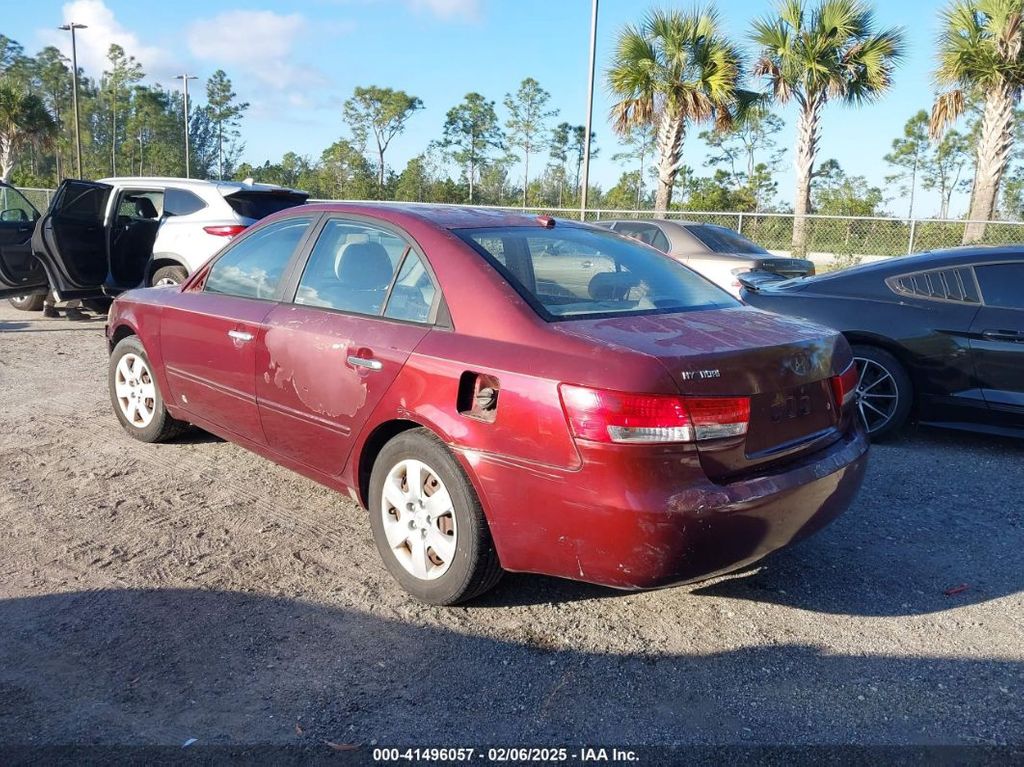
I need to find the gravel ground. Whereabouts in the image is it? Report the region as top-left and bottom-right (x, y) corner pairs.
(0, 300), (1022, 749)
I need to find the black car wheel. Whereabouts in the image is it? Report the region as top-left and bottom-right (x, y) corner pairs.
(151, 265), (188, 287)
(851, 345), (913, 440)
(8, 295), (44, 312)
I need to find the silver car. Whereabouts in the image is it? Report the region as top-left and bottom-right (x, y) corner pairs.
(594, 219), (814, 296)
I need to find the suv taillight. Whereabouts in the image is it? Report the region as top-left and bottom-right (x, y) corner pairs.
(831, 362), (858, 408)
(558, 384), (750, 444)
(204, 224), (247, 237)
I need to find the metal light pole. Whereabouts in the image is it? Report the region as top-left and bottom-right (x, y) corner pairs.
(579, 0), (599, 221)
(58, 22), (87, 178)
(175, 74), (198, 178)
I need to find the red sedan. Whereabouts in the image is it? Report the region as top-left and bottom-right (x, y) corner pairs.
(104, 204), (868, 604)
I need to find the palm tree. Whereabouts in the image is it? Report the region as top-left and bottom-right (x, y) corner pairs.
(751, 0), (904, 255)
(931, 0), (1024, 243)
(608, 8), (745, 214)
(0, 81), (57, 182)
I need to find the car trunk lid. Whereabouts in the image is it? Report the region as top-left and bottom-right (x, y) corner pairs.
(556, 307), (848, 481)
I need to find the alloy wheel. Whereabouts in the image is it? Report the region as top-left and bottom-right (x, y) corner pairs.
(154, 277), (180, 287)
(380, 458), (458, 581)
(114, 353), (157, 428)
(853, 356), (899, 435)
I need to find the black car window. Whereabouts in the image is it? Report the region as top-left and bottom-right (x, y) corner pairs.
(164, 188), (207, 217)
(975, 263), (1024, 310)
(887, 267), (980, 303)
(205, 216), (313, 300)
(614, 222), (670, 252)
(294, 218), (412, 317)
(684, 224), (768, 255)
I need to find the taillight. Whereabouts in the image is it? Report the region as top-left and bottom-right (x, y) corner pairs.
(203, 224), (247, 237)
(831, 362), (858, 408)
(558, 384), (750, 444)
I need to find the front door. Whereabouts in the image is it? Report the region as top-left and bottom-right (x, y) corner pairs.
(0, 183), (47, 299)
(255, 217), (439, 476)
(970, 261), (1024, 428)
(31, 179), (112, 299)
(159, 215), (318, 444)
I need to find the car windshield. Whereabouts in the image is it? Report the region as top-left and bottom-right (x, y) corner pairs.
(685, 224), (769, 255)
(457, 225), (738, 321)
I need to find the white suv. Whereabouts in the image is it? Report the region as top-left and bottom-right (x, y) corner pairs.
(95, 177), (309, 286)
(3, 176), (308, 310)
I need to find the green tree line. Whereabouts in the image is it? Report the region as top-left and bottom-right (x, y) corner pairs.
(5, 0), (1024, 254)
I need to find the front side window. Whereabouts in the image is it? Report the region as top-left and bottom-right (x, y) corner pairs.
(976, 262), (1024, 310)
(685, 225), (768, 255)
(0, 185), (40, 222)
(458, 225), (737, 320)
(205, 216), (313, 299)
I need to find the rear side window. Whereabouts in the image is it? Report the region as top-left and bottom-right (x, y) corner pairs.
(975, 262), (1024, 309)
(614, 222), (670, 252)
(887, 267), (980, 303)
(205, 216), (313, 300)
(164, 188), (207, 217)
(224, 191), (308, 221)
(685, 225), (768, 255)
(458, 226), (736, 320)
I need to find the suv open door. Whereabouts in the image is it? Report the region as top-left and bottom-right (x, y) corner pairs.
(0, 182), (49, 300)
(31, 179), (113, 300)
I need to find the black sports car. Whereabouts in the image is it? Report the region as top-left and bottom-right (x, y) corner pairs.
(741, 247), (1024, 439)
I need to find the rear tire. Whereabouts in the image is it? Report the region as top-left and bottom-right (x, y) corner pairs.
(8, 295), (44, 312)
(151, 265), (188, 287)
(109, 335), (189, 443)
(368, 428), (503, 605)
(851, 344), (913, 441)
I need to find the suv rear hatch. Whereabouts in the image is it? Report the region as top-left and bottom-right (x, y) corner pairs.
(557, 307), (850, 482)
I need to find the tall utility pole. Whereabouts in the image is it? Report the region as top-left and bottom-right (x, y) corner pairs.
(58, 22), (87, 178)
(175, 74), (198, 178)
(579, 0), (598, 221)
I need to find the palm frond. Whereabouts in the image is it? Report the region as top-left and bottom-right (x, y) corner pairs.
(930, 88), (967, 138)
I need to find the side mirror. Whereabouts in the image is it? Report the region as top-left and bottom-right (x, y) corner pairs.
(0, 208), (29, 223)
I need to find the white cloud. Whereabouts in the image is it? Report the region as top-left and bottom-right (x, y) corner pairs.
(407, 0), (480, 21)
(186, 10), (324, 92)
(45, 0), (172, 79)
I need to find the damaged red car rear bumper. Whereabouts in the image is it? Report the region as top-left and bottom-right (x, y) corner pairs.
(459, 426), (869, 589)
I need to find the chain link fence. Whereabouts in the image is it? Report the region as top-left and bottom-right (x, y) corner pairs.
(25, 186), (1024, 267)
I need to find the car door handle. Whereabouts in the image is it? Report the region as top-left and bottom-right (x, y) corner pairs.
(581, 260), (593, 268)
(227, 330), (253, 342)
(982, 329), (1024, 342)
(347, 355), (383, 371)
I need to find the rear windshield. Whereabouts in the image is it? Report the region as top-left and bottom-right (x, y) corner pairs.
(224, 191), (308, 221)
(685, 224), (768, 255)
(457, 225), (737, 321)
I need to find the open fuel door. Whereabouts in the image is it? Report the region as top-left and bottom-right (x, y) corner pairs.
(0, 182), (48, 300)
(31, 179), (112, 300)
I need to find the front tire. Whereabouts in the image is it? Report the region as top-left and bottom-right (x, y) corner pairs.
(851, 344), (913, 441)
(368, 428), (503, 605)
(109, 335), (188, 443)
(9, 294), (44, 312)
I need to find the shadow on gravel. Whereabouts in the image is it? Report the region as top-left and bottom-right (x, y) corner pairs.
(693, 430), (1024, 617)
(0, 588), (1021, 746)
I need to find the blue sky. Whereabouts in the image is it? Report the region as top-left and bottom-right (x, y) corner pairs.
(8, 0), (963, 215)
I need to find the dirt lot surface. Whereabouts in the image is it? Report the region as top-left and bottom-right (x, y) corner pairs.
(0, 301), (1022, 749)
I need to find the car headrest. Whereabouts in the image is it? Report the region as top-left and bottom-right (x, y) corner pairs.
(134, 197), (159, 219)
(334, 241), (394, 290)
(588, 271), (640, 301)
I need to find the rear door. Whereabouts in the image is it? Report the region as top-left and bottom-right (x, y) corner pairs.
(31, 179), (112, 298)
(0, 183), (47, 299)
(254, 216), (436, 476)
(970, 261), (1024, 426)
